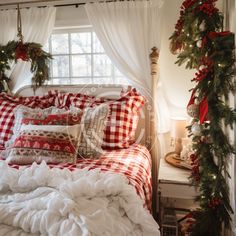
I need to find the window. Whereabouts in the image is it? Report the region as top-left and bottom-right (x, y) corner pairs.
(45, 28), (130, 85)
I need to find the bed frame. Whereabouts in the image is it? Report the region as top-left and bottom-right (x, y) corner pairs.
(15, 47), (160, 218)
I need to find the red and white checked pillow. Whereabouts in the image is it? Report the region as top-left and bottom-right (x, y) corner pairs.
(54, 87), (145, 149)
(6, 124), (81, 165)
(0, 91), (58, 147)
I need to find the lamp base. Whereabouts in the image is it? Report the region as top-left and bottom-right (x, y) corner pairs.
(174, 138), (183, 157)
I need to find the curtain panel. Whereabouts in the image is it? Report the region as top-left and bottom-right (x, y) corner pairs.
(85, 0), (170, 134)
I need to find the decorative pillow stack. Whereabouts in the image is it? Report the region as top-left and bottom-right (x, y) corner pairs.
(3, 103), (109, 163)
(0, 87), (144, 164)
(55, 87), (146, 149)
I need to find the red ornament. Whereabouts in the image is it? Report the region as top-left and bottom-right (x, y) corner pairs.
(15, 42), (29, 61)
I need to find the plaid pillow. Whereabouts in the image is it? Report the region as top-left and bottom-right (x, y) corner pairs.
(0, 91), (58, 147)
(6, 124), (81, 165)
(55, 87), (145, 149)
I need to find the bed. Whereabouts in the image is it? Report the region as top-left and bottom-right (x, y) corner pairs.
(0, 78), (161, 235)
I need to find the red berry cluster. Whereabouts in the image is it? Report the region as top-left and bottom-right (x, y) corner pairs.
(181, 0), (197, 10)
(208, 197), (221, 209)
(190, 153), (200, 182)
(193, 67), (210, 81)
(174, 17), (184, 36)
(200, 56), (214, 68)
(199, 3), (218, 16)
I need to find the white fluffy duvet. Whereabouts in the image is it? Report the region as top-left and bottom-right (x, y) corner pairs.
(0, 161), (160, 236)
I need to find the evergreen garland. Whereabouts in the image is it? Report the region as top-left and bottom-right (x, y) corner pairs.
(0, 40), (52, 92)
(169, 0), (236, 235)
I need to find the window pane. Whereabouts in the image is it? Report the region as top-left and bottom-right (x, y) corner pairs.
(71, 32), (91, 53)
(51, 34), (69, 54)
(93, 55), (112, 76)
(71, 78), (93, 84)
(93, 33), (104, 53)
(50, 78), (71, 84)
(94, 77), (113, 84)
(115, 77), (131, 85)
(52, 55), (69, 77)
(72, 55), (91, 77)
(43, 41), (49, 52)
(114, 67), (125, 76)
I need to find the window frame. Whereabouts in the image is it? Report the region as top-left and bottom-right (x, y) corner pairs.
(46, 27), (128, 85)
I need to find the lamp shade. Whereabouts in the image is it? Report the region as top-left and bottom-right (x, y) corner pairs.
(170, 117), (187, 138)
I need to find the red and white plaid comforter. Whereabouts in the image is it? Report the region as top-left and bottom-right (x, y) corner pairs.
(1, 144), (152, 211)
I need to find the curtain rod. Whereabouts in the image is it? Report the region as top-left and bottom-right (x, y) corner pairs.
(0, 0), (128, 8)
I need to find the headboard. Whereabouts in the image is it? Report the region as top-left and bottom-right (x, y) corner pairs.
(15, 84), (151, 148)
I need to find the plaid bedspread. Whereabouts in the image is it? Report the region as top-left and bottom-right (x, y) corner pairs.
(0, 144), (152, 211)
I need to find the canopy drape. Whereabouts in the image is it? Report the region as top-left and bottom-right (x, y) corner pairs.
(85, 0), (170, 133)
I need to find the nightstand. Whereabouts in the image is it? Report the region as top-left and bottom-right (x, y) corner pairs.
(158, 157), (199, 235)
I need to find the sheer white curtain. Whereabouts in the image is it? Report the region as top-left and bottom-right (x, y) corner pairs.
(0, 10), (17, 45)
(85, 0), (170, 133)
(0, 7), (56, 93)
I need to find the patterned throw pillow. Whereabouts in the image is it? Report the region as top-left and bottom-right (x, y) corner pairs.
(6, 124), (81, 165)
(19, 104), (109, 159)
(12, 105), (67, 142)
(77, 104), (109, 158)
(54, 87), (145, 149)
(0, 91), (58, 146)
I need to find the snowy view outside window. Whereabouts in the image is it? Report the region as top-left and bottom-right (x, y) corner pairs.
(45, 29), (129, 85)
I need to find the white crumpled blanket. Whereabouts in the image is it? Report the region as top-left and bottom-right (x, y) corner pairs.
(0, 161), (160, 236)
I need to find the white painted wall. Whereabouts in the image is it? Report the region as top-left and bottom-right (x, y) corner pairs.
(227, 0), (236, 235)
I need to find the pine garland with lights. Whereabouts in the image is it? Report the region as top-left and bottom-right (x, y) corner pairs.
(170, 0), (236, 235)
(0, 40), (52, 92)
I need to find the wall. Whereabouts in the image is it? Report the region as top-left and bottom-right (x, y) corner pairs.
(227, 0), (236, 235)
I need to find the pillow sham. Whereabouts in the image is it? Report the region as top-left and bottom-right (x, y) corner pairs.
(55, 87), (145, 149)
(6, 124), (81, 165)
(0, 91), (58, 146)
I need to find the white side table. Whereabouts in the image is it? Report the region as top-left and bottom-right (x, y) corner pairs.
(158, 156), (199, 235)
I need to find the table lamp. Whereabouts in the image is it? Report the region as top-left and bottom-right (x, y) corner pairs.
(170, 117), (187, 157)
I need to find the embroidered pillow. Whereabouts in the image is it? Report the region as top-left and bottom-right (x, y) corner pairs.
(0, 91), (58, 146)
(55, 87), (145, 149)
(19, 104), (109, 159)
(12, 105), (67, 141)
(6, 124), (81, 165)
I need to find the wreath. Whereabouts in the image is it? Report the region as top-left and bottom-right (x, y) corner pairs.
(0, 4), (52, 93)
(0, 40), (52, 92)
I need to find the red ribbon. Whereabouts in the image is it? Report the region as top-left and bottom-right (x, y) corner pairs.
(187, 89), (196, 108)
(199, 96), (208, 124)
